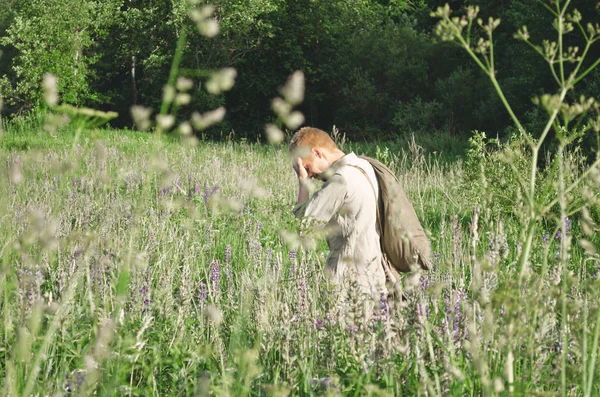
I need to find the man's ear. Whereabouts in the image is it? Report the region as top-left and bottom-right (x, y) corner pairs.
(313, 147), (322, 159)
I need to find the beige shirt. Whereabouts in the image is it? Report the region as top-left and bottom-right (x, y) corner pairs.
(293, 153), (387, 298)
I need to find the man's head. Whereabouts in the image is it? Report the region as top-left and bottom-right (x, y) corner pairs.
(289, 127), (345, 180)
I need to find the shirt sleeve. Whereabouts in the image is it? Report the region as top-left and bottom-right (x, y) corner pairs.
(293, 173), (348, 222)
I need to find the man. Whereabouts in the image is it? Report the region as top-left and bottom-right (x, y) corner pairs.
(289, 127), (387, 304)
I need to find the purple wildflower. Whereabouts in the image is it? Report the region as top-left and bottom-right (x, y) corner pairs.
(555, 217), (571, 239)
(203, 181), (211, 207)
(443, 290), (465, 343)
(251, 240), (262, 265)
(420, 274), (429, 290)
(296, 278), (308, 316)
(543, 234), (550, 245)
(314, 318), (324, 329)
(140, 284), (151, 314)
(197, 282), (208, 305)
(211, 260), (221, 299)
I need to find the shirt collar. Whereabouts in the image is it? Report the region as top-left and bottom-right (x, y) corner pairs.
(317, 152), (357, 181)
(330, 152), (358, 171)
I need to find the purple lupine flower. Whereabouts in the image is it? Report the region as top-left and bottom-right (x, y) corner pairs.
(211, 260), (221, 299)
(76, 372), (86, 387)
(542, 234), (550, 245)
(555, 217), (571, 239)
(380, 293), (389, 319)
(194, 182), (201, 196)
(344, 324), (358, 333)
(140, 284), (151, 314)
(203, 181), (211, 207)
(314, 318), (324, 329)
(434, 251), (440, 259)
(186, 174), (193, 199)
(451, 291), (465, 342)
(296, 278), (308, 316)
(159, 185), (171, 196)
(420, 274), (430, 290)
(251, 240), (261, 265)
(197, 282), (208, 305)
(441, 290), (465, 342)
(65, 378), (74, 393)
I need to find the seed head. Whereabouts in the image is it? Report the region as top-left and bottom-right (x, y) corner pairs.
(43, 73), (59, 107)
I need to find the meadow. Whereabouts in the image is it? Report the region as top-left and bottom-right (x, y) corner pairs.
(1, 125), (599, 396)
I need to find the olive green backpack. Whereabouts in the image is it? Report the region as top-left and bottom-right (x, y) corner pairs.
(351, 156), (432, 280)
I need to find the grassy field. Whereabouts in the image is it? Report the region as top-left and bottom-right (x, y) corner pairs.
(1, 127), (599, 396)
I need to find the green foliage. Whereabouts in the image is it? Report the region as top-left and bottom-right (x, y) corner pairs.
(0, 0), (120, 112)
(2, 0), (599, 141)
(463, 131), (530, 214)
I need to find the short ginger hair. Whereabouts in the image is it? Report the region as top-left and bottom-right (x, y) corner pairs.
(289, 127), (338, 157)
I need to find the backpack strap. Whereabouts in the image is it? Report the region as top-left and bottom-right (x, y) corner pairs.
(348, 165), (399, 287)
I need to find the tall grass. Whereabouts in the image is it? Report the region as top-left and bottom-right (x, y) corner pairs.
(1, 126), (599, 395)
(2, 0), (600, 394)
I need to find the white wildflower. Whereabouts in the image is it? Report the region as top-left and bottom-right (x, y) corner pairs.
(280, 70), (305, 106)
(265, 123), (285, 144)
(43, 73), (59, 107)
(205, 68), (237, 94)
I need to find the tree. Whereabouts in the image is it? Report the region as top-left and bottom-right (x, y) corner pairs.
(0, 0), (121, 112)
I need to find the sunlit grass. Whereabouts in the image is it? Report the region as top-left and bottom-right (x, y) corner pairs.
(0, 127), (599, 396)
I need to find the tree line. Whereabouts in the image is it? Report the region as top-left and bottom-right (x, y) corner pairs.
(1, 0), (599, 141)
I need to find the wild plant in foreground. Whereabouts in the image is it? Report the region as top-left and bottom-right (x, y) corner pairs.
(433, 1), (600, 395)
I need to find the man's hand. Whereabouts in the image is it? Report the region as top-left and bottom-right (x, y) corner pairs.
(294, 157), (310, 207)
(294, 158), (308, 180)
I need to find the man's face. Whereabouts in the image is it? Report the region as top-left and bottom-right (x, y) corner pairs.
(294, 148), (330, 180)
